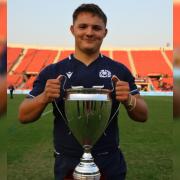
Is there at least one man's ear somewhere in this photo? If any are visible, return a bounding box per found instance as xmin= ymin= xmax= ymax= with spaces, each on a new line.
xmin=70 ymin=25 xmax=74 ymax=35
xmin=104 ymin=28 xmax=108 ymax=37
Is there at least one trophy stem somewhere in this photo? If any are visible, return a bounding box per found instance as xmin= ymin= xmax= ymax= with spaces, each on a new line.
xmin=73 ymin=145 xmax=101 ymax=180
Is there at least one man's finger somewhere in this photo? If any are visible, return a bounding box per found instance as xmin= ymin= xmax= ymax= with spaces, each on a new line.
xmin=56 ymin=75 xmax=64 ymax=82
xmin=116 ymin=81 xmax=128 ymax=86
xmin=116 ymin=83 xmax=129 ymax=90
xmin=111 ymin=75 xmax=120 ymax=83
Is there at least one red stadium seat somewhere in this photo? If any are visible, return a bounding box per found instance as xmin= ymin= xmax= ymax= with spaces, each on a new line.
xmin=7 ymin=74 xmax=23 ymax=88
xmin=165 ymin=50 xmax=173 ymax=63
xmin=100 ymin=50 xmax=110 ymax=57
xmin=113 ymin=50 xmax=132 ymax=71
xmin=131 ymin=50 xmax=172 ymax=77
xmin=58 ymin=50 xmax=75 ymax=61
xmin=23 ymin=76 xmax=37 ymax=89
xmin=7 ymin=47 xmax=22 ymax=72
xmin=14 ymin=49 xmax=37 ymax=74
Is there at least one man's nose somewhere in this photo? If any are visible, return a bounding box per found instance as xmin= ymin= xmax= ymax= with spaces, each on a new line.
xmin=86 ymin=27 xmax=94 ymax=36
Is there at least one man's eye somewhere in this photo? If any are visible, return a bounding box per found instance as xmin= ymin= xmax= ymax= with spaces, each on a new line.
xmin=93 ymin=26 xmax=102 ymax=31
xmin=79 ymin=25 xmax=86 ymax=29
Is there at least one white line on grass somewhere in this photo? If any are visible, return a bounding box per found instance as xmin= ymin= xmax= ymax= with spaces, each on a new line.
xmin=42 ymin=109 xmax=53 ymax=117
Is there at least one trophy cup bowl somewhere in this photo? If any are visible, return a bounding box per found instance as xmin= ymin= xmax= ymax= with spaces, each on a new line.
xmin=64 ymin=88 xmax=112 ymax=180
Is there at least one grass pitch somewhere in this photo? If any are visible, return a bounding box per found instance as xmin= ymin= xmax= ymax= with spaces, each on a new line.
xmin=6 ymin=95 xmax=172 ymax=180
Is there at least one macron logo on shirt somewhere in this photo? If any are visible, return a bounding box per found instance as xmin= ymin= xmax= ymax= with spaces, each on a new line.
xmin=66 ymin=72 xmax=73 ymax=79
xmin=99 ymin=70 xmax=111 ymax=78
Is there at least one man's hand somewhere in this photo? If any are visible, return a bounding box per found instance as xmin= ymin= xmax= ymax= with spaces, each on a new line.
xmin=111 ymin=75 xmax=130 ymax=103
xmin=18 ymin=75 xmax=64 ymax=123
xmin=112 ymin=75 xmax=148 ymax=122
xmin=41 ymin=75 xmax=63 ymax=104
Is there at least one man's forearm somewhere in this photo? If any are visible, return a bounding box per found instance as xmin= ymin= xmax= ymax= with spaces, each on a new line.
xmin=18 ymin=94 xmax=48 ymax=123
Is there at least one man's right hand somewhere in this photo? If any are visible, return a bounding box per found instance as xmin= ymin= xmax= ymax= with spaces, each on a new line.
xmin=41 ymin=75 xmax=63 ymax=104
xmin=18 ymin=75 xmax=64 ymax=123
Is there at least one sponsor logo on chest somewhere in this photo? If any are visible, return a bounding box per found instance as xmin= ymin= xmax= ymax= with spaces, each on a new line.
xmin=66 ymin=72 xmax=73 ymax=78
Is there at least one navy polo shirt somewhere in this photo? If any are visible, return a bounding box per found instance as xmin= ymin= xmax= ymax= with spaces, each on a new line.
xmin=29 ymin=54 xmax=139 ymax=157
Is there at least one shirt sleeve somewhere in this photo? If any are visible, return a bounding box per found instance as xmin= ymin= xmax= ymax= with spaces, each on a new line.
xmin=27 ymin=66 xmax=50 ymax=98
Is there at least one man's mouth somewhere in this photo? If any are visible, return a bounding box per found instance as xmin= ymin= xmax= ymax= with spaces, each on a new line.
xmin=83 ymin=38 xmax=95 ymax=42
xmin=84 ymin=39 xmax=96 ymax=44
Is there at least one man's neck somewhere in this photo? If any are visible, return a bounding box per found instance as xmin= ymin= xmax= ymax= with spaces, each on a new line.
xmin=74 ymin=49 xmax=100 ymax=66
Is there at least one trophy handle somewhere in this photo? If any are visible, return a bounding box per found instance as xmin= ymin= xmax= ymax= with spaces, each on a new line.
xmin=110 ymin=75 xmax=115 ymax=92
xmin=60 ymin=74 xmax=68 ymax=92
xmin=53 ymin=99 xmax=72 ymax=134
xmin=103 ymin=76 xmax=124 ymax=135
xmin=103 ymin=103 xmax=120 ymax=136
xmin=53 ymin=74 xmax=72 ymax=134
xmin=104 ymin=76 xmax=138 ymax=135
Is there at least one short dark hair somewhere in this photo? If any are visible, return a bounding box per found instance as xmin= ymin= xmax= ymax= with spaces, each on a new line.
xmin=73 ymin=4 xmax=107 ymax=26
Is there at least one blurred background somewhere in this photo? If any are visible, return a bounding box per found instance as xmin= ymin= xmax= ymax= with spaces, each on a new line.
xmin=174 ymin=0 xmax=180 ymax=118
xmin=0 ymin=0 xmax=7 ymax=179
xmin=174 ymin=0 xmax=180 ymax=180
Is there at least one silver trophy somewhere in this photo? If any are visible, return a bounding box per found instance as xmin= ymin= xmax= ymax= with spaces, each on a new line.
xmin=62 ymin=88 xmax=113 ymax=180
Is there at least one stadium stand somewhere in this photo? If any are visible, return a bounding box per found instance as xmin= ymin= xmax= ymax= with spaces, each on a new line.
xmin=100 ymin=50 xmax=110 ymax=57
xmin=161 ymin=77 xmax=173 ymax=91
xmin=23 ymin=76 xmax=37 ymax=89
xmin=14 ymin=49 xmax=37 ymax=74
xmin=7 ymin=74 xmax=23 ymax=88
xmin=58 ymin=50 xmax=74 ymax=61
xmin=7 ymin=46 xmax=173 ymax=91
xmin=165 ymin=50 xmax=173 ymax=63
xmin=58 ymin=50 xmax=110 ymax=61
xmin=44 ymin=50 xmax=58 ymax=65
xmin=113 ymin=50 xmax=131 ymax=71
xmin=7 ymin=47 xmax=23 ymax=72
xmin=25 ymin=49 xmax=58 ymax=74
xmin=131 ymin=50 xmax=172 ymax=77
xmin=151 ymin=79 xmax=160 ymax=91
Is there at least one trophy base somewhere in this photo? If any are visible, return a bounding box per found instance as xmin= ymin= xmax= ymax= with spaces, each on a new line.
xmin=73 ymin=147 xmax=100 ymax=180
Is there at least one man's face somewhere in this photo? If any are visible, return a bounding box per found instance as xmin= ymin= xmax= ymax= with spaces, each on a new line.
xmin=70 ymin=12 xmax=107 ymax=54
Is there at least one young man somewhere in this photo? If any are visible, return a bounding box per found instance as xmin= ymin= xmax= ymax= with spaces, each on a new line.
xmin=18 ymin=4 xmax=148 ymax=180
